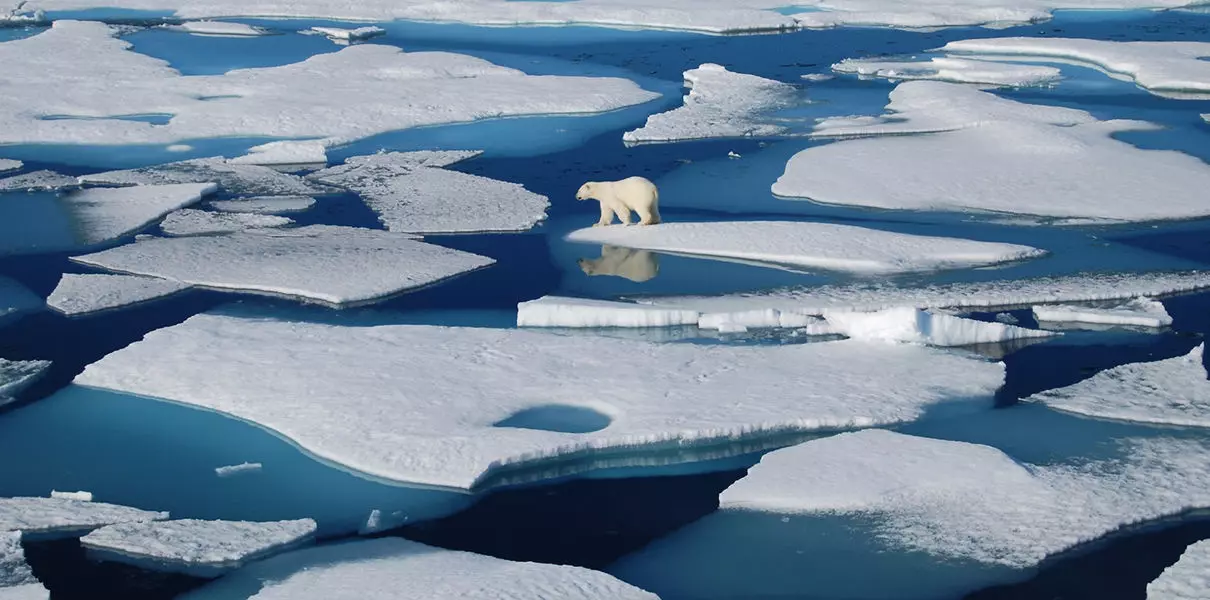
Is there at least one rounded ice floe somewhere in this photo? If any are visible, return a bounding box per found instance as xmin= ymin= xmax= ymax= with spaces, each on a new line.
xmin=0 ymin=160 xmax=21 ymax=174
xmin=821 ymin=306 xmax=1055 ymax=347
xmin=81 ymin=158 xmax=328 ymax=197
xmin=565 ymin=221 xmax=1043 ymax=275
xmin=160 ymin=209 xmax=293 ymax=236
xmin=208 ymin=196 xmax=316 ymax=215
xmin=1032 ymin=297 xmax=1173 ymax=329
xmin=831 ymin=56 xmax=1061 ymax=87
xmin=228 ymin=141 xmax=327 ymax=167
xmin=0 ymin=170 xmax=79 ymax=192
xmin=0 ymin=359 xmax=51 ymax=408
xmin=47 ymin=273 xmax=191 ymax=317
xmin=1147 ymin=540 xmax=1210 ymax=600
xmin=165 ymin=21 xmax=269 ymax=36
xmin=0 ymin=496 xmax=167 ymax=541
xmin=81 ymin=518 xmax=317 ymax=577
xmin=1 ymin=531 xmax=47 ymax=600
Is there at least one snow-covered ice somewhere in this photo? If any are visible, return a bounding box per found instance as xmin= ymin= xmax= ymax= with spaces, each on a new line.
xmin=160 ymin=209 xmax=293 ymax=236
xmin=49 ymin=491 xmax=92 ymax=502
xmin=1032 ymin=297 xmax=1173 ymax=329
xmin=311 ymin=152 xmax=549 ymax=234
xmin=0 ymin=359 xmax=51 ymax=408
xmin=165 ymin=21 xmax=269 ymax=36
xmin=228 ymin=141 xmax=327 ymax=167
xmin=0 ymin=161 xmax=21 ymax=175
xmin=0 ymin=170 xmax=79 ymax=192
xmin=81 ymin=519 xmax=316 ymax=577
xmin=82 ymin=158 xmax=326 ymax=197
xmin=822 ymin=307 xmax=1056 ymax=347
xmin=47 ymin=273 xmax=191 ymax=317
xmin=76 ymin=312 xmax=1004 ymax=490
xmin=623 ymin=64 xmax=796 ymax=144
xmin=208 ymin=196 xmax=316 ymax=215
xmin=308 ymin=26 xmax=385 ymax=43
xmin=832 ymin=56 xmax=1061 ymax=87
xmin=1148 ymin=540 xmax=1210 ymax=600
xmin=1027 ymin=344 xmax=1210 ymax=428
xmin=1 ymin=532 xmax=46 ymax=600
xmin=518 ymin=296 xmax=701 ymax=328
xmin=71 ymin=225 xmax=494 ymax=307
xmin=0 ymin=497 xmax=167 ymax=540
xmin=774 ymin=81 xmax=1210 ymax=222
xmin=566 ymin=221 xmax=1043 ymax=275
xmin=56 ymin=183 xmax=217 ymax=248
xmin=214 ymin=463 xmax=262 ymax=478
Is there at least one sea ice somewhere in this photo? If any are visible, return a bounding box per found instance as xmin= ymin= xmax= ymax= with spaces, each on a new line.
xmin=56 ymin=183 xmax=216 ymax=248
xmin=623 ymin=63 xmax=796 ymax=144
xmin=832 ymin=56 xmax=1061 ymax=87
xmin=75 ymin=312 xmax=1005 ymax=490
xmin=0 ymin=161 xmax=21 ymax=175
xmin=46 ymin=273 xmax=191 ymax=317
xmin=1032 ymin=297 xmax=1172 ymax=329
xmin=228 ymin=141 xmax=327 ymax=167
xmin=0 ymin=532 xmax=46 ymax=600
xmin=0 ymin=359 xmax=51 ymax=408
xmin=1148 ymin=540 xmax=1210 ymax=600
xmin=307 ymin=26 xmax=385 ymax=43
xmin=165 ymin=21 xmax=269 ymax=36
xmin=71 ymin=225 xmax=495 ymax=307
xmin=81 ymin=519 xmax=316 ymax=577
xmin=0 ymin=170 xmax=79 ymax=192
xmin=565 ymin=221 xmax=1043 ymax=275
xmin=1027 ymin=344 xmax=1209 ymax=428
xmin=773 ymin=81 xmax=1210 ymax=222
xmin=208 ymin=196 xmax=316 ymax=215
xmin=160 ymin=209 xmax=293 ymax=236
xmin=822 ymin=306 xmax=1056 ymax=347
xmin=517 ymin=296 xmax=701 ymax=328
xmin=82 ymin=158 xmax=327 ymax=197
xmin=0 ymin=496 xmax=167 ymax=540
xmin=214 ymin=463 xmax=262 ymax=478
xmin=49 ymin=491 xmax=92 ymax=502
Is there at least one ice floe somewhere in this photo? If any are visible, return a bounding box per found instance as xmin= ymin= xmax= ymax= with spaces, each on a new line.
xmin=82 ymin=158 xmax=327 ymax=197
xmin=47 ymin=273 xmax=191 ymax=317
xmin=76 ymin=312 xmax=1004 ymax=490
xmin=1148 ymin=540 xmax=1210 ymax=600
xmin=165 ymin=20 xmax=269 ymax=36
xmin=81 ymin=519 xmax=316 ymax=577
xmin=0 ymin=170 xmax=79 ymax=192
xmin=0 ymin=497 xmax=167 ymax=540
xmin=1027 ymin=344 xmax=1209 ymax=428
xmin=311 ymin=151 xmax=549 ymax=234
xmin=0 ymin=532 xmax=46 ymax=600
xmin=228 ymin=141 xmax=327 ymax=167
xmin=0 ymin=161 xmax=21 ymax=174
xmin=61 ymin=183 xmax=216 ymax=247
xmin=832 ymin=56 xmax=1061 ymax=87
xmin=518 ymin=296 xmax=701 ymax=328
xmin=71 ymin=225 xmax=494 ymax=307
xmin=566 ymin=221 xmax=1043 ymax=275
xmin=0 ymin=359 xmax=50 ymax=408
xmin=1032 ymin=297 xmax=1173 ymax=329
xmin=214 ymin=463 xmax=261 ymax=478
xmin=623 ymin=63 xmax=796 ymax=144
xmin=49 ymin=491 xmax=92 ymax=502
xmin=773 ymin=81 xmax=1210 ymax=222
xmin=821 ymin=307 xmax=1055 ymax=347
xmin=208 ymin=196 xmax=315 ymax=215
xmin=307 ymin=26 xmax=385 ymax=43
xmin=160 ymin=209 xmax=293 ymax=236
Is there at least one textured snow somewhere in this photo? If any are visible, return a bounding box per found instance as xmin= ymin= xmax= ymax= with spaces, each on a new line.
xmin=774 ymin=81 xmax=1210 ymax=222
xmin=0 ymin=160 xmax=21 ymax=174
xmin=822 ymin=307 xmax=1056 ymax=347
xmin=0 ymin=359 xmax=50 ymax=407
xmin=517 ymin=295 xmax=835 ymax=333
xmin=0 ymin=171 xmax=78 ymax=192
xmin=47 ymin=273 xmax=191 ymax=316
xmin=832 ymin=56 xmax=1061 ymax=86
xmin=566 ymin=221 xmax=1043 ymax=275
xmin=0 ymin=21 xmax=659 ymax=148
xmin=1033 ymin=297 xmax=1173 ymax=328
xmin=208 ymin=196 xmax=316 ymax=215
xmin=166 ymin=21 xmax=268 ymax=36
xmin=308 ymin=26 xmax=385 ymax=42
xmin=311 ymin=152 xmax=549 ymax=234
xmin=71 ymin=226 xmax=494 ymax=307
xmin=1148 ymin=540 xmax=1210 ymax=600
xmin=57 ymin=183 xmax=216 ymax=247
xmin=76 ymin=313 xmax=1004 ymax=490
xmin=0 ymin=497 xmax=167 ymax=540
xmin=623 ymin=63 xmax=796 ymax=143
xmin=82 ymin=158 xmax=326 ymax=197
xmin=1028 ymin=344 xmax=1210 ymax=428
xmin=81 ymin=519 xmax=316 ymax=576
xmin=228 ymin=141 xmax=327 ymax=166
xmin=214 ymin=463 xmax=262 ymax=477
xmin=160 ymin=209 xmax=293 ymax=236
xmin=0 ymin=532 xmax=46 ymax=600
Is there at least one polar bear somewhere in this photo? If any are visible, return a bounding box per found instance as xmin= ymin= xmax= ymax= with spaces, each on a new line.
xmin=575 ymin=176 xmax=661 ymax=227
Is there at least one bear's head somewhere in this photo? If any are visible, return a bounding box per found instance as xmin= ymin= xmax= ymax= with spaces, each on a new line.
xmin=574 ymin=182 xmax=596 ymax=201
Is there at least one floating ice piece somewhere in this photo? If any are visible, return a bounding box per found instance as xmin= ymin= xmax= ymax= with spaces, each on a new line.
xmin=165 ymin=21 xmax=269 ymax=36
xmin=698 ymin=309 xmax=832 ymax=333
xmin=0 ymin=170 xmax=79 ymax=192
xmin=228 ymin=141 xmax=327 ymax=167
xmin=59 ymin=183 xmax=217 ymax=247
xmin=81 ymin=519 xmax=317 ymax=577
xmin=47 ymin=273 xmax=191 ymax=317
xmin=1 ymin=532 xmax=47 ymax=600
xmin=76 ymin=313 xmax=1004 ymax=490
xmin=1027 ymin=344 xmax=1209 ymax=428
xmin=312 ymin=151 xmax=548 ymax=234
xmin=773 ymin=81 xmax=1210 ymax=222
xmin=1032 ymin=297 xmax=1172 ymax=329
xmin=71 ymin=225 xmax=494 ymax=307
xmin=82 ymin=158 xmax=326 ymax=197
xmin=623 ymin=64 xmax=796 ymax=144
xmin=160 ymin=209 xmax=292 ymax=236
xmin=214 ymin=463 xmax=262 ymax=478
xmin=832 ymin=56 xmax=1061 ymax=87
xmin=49 ymin=491 xmax=92 ymax=502
xmin=822 ymin=306 xmax=1056 ymax=347
xmin=518 ymin=296 xmax=701 ymax=328
xmin=566 ymin=221 xmax=1043 ymax=275
xmin=0 ymin=161 xmax=21 ymax=174
xmin=0 ymin=497 xmax=167 ymax=540
xmin=1148 ymin=540 xmax=1210 ymax=600
xmin=0 ymin=359 xmax=51 ymax=408
xmin=208 ymin=196 xmax=316 ymax=215
xmin=308 ymin=26 xmax=385 ymax=42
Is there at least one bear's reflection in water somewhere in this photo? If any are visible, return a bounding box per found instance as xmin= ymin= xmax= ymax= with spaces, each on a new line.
xmin=577 ymin=245 xmax=659 ymax=282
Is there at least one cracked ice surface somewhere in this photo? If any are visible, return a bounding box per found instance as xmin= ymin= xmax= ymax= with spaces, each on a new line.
xmin=160 ymin=209 xmax=293 ymax=236
xmin=0 ymin=497 xmax=167 ymax=540
xmin=0 ymin=532 xmax=46 ymax=600
xmin=81 ymin=519 xmax=316 ymax=576
xmin=82 ymin=158 xmax=327 ymax=197
xmin=0 ymin=171 xmax=79 ymax=192
xmin=1148 ymin=540 xmax=1210 ymax=600
xmin=0 ymin=359 xmax=51 ymax=408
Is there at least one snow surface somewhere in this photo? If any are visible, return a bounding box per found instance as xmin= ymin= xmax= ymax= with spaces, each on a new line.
xmin=308 ymin=26 xmax=385 ymax=42
xmin=822 ymin=307 xmax=1056 ymax=347
xmin=47 ymin=273 xmax=191 ymax=316
xmin=165 ymin=21 xmax=268 ymax=36
xmin=623 ymin=63 xmax=796 ymax=143
xmin=0 ymin=359 xmax=51 ymax=408
xmin=228 ymin=141 xmax=327 ymax=166
xmin=0 ymin=170 xmax=79 ymax=192
xmin=832 ymin=56 xmax=1061 ymax=86
xmin=50 ymin=491 xmax=92 ymax=502
xmin=0 ymin=160 xmax=21 ymax=174
xmin=0 ymin=21 xmax=659 ymax=148
xmin=214 ymin=463 xmax=262 ymax=477
xmin=60 ymin=183 xmax=216 ymax=247
xmin=566 ymin=221 xmax=1043 ymax=275
xmin=517 ymin=296 xmax=836 ymax=334
xmin=0 ymin=497 xmax=167 ymax=540
xmin=82 ymin=158 xmax=326 ymax=197
xmin=311 ymin=152 xmax=549 ymax=234
xmin=208 ymin=196 xmax=316 ymax=215
xmin=0 ymin=532 xmax=46 ymax=600
xmin=1028 ymin=344 xmax=1210 ymax=428
xmin=160 ymin=209 xmax=293 ymax=236
xmin=1033 ymin=297 xmax=1172 ymax=329
xmin=71 ymin=225 xmax=494 ymax=307
xmin=1148 ymin=540 xmax=1210 ymax=600
xmin=182 ymin=537 xmax=657 ymax=600
xmin=774 ymin=81 xmax=1210 ymax=222
xmin=81 ymin=519 xmax=316 ymax=576
xmin=76 ymin=313 xmax=1005 ymax=490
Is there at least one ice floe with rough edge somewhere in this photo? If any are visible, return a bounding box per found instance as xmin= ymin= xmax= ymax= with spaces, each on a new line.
xmin=1033 ymin=297 xmax=1172 ymax=329
xmin=566 ymin=221 xmax=1043 ymax=275
xmin=0 ymin=497 xmax=167 ymax=541
xmin=0 ymin=359 xmax=51 ymax=407
xmin=775 ymin=81 xmax=1210 ymax=222
xmin=49 ymin=491 xmax=91 ymax=502
xmin=50 ymin=183 xmax=216 ymax=249
xmin=0 ymin=160 xmax=21 ymax=174
xmin=623 ymin=64 xmax=796 ymax=144
xmin=832 ymin=56 xmax=1061 ymax=87
xmin=70 ymin=225 xmax=494 ymax=307
xmin=81 ymin=519 xmax=317 ymax=577
xmin=310 ymin=151 xmax=549 ymax=234
xmin=821 ymin=306 xmax=1055 ymax=346
xmin=47 ymin=273 xmax=191 ymax=316
xmin=307 ymin=26 xmax=385 ymax=43
xmin=1 ymin=532 xmax=46 ymax=600
xmin=76 ymin=312 xmax=1005 ymax=490
xmin=1027 ymin=343 xmax=1210 ymax=428
xmin=1148 ymin=540 xmax=1210 ymax=600
xmin=0 ymin=170 xmax=79 ymax=192
xmin=208 ymin=196 xmax=315 ymax=215
xmin=82 ymin=158 xmax=327 ymax=197
xmin=0 ymin=21 xmax=659 ymax=148
xmin=165 ymin=21 xmax=268 ymax=36
xmin=228 ymin=141 xmax=326 ymax=167
xmin=160 ymin=209 xmax=293 ymax=236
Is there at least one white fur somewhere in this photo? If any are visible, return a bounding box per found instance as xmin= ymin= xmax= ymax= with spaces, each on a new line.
xmin=576 ymin=176 xmax=661 ymax=227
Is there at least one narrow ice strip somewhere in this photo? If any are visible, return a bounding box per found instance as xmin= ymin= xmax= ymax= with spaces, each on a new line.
xmin=0 ymin=171 xmax=79 ymax=192
xmin=1027 ymin=344 xmax=1210 ymax=428
xmin=165 ymin=21 xmax=269 ymax=36
xmin=0 ymin=161 xmax=21 ymax=175
xmin=82 ymin=158 xmax=327 ymax=197
xmin=160 ymin=209 xmax=292 ymax=236
xmin=822 ymin=307 xmax=1056 ymax=347
xmin=1 ymin=532 xmax=47 ymax=600
xmin=228 ymin=141 xmax=327 ymax=167
xmin=308 ymin=26 xmax=385 ymax=42
xmin=518 ymin=296 xmax=700 ymax=328
xmin=76 ymin=313 xmax=1004 ymax=490
xmin=208 ymin=196 xmax=315 ymax=215
xmin=774 ymin=81 xmax=1210 ymax=222
xmin=47 ymin=273 xmax=191 ymax=317
xmin=0 ymin=359 xmax=51 ymax=408
xmin=49 ymin=491 xmax=91 ymax=502
xmin=566 ymin=221 xmax=1043 ymax=275
xmin=81 ymin=519 xmax=317 ymax=577
xmin=0 ymin=497 xmax=167 ymax=540
xmin=831 ymin=56 xmax=1061 ymax=87
xmin=1032 ymin=297 xmax=1172 ymax=329
xmin=623 ymin=63 xmax=796 ymax=144
xmin=71 ymin=225 xmax=494 ymax=307
xmin=62 ymin=183 xmax=216 ymax=246
xmin=214 ymin=463 xmax=261 ymax=477
xmin=1148 ymin=540 xmax=1210 ymax=600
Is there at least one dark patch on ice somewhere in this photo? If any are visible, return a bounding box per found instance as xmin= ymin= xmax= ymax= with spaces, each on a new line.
xmin=493 ymin=404 xmax=612 ymax=433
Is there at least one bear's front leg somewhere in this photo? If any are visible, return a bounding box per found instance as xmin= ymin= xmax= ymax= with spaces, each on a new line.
xmin=594 ymin=203 xmax=614 ymax=227
xmin=612 ymin=204 xmax=632 ymax=226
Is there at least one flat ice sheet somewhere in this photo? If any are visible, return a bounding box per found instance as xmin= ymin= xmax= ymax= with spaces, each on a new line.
xmin=566 ymin=221 xmax=1043 ymax=275
xmin=517 ymin=296 xmax=702 ymax=328
xmin=1148 ymin=540 xmax=1210 ymax=600
xmin=308 ymin=26 xmax=385 ymax=42
xmin=0 ymin=497 xmax=167 ymax=540
xmin=61 ymin=183 xmax=216 ymax=246
xmin=228 ymin=141 xmax=326 ymax=166
xmin=0 ymin=171 xmax=78 ymax=192
xmin=82 ymin=158 xmax=327 ymax=197
xmin=822 ymin=307 xmax=1055 ymax=346
xmin=832 ymin=56 xmax=1061 ymax=87
xmin=81 ymin=519 xmax=316 ymax=576
xmin=160 ymin=209 xmax=292 ymax=236
xmin=71 ymin=225 xmax=494 ymax=307
xmin=47 ymin=273 xmax=191 ymax=316
xmin=0 ymin=359 xmax=51 ymax=407
xmin=165 ymin=21 xmax=268 ymax=36
xmin=0 ymin=160 xmax=20 ymax=174
xmin=208 ymin=197 xmax=316 ymax=215
xmin=76 ymin=313 xmax=1005 ymax=490
xmin=1032 ymin=297 xmax=1172 ymax=329
xmin=0 ymin=532 xmax=46 ymax=600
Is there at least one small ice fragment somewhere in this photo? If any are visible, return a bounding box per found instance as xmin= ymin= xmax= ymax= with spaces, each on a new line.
xmin=229 ymin=141 xmax=327 ymax=167
xmin=308 ymin=26 xmax=386 ymax=42
xmin=165 ymin=21 xmax=269 ymax=37
xmin=214 ymin=462 xmax=262 ymax=477
xmin=48 ymin=273 xmax=191 ymax=317
xmin=0 ymin=496 xmax=167 ymax=540
xmin=0 ymin=170 xmax=80 ymax=192
xmin=167 ymin=144 xmax=193 ymax=152
xmin=1032 ymin=297 xmax=1172 ymax=329
xmin=50 ymin=491 xmax=93 ymax=502
xmin=727 ymin=151 xmax=741 ymax=158
xmin=832 ymin=56 xmax=1061 ymax=87
xmin=160 ymin=208 xmax=293 ymax=236
xmin=0 ymin=159 xmax=21 ymax=174
xmin=208 ymin=196 xmax=316 ymax=215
